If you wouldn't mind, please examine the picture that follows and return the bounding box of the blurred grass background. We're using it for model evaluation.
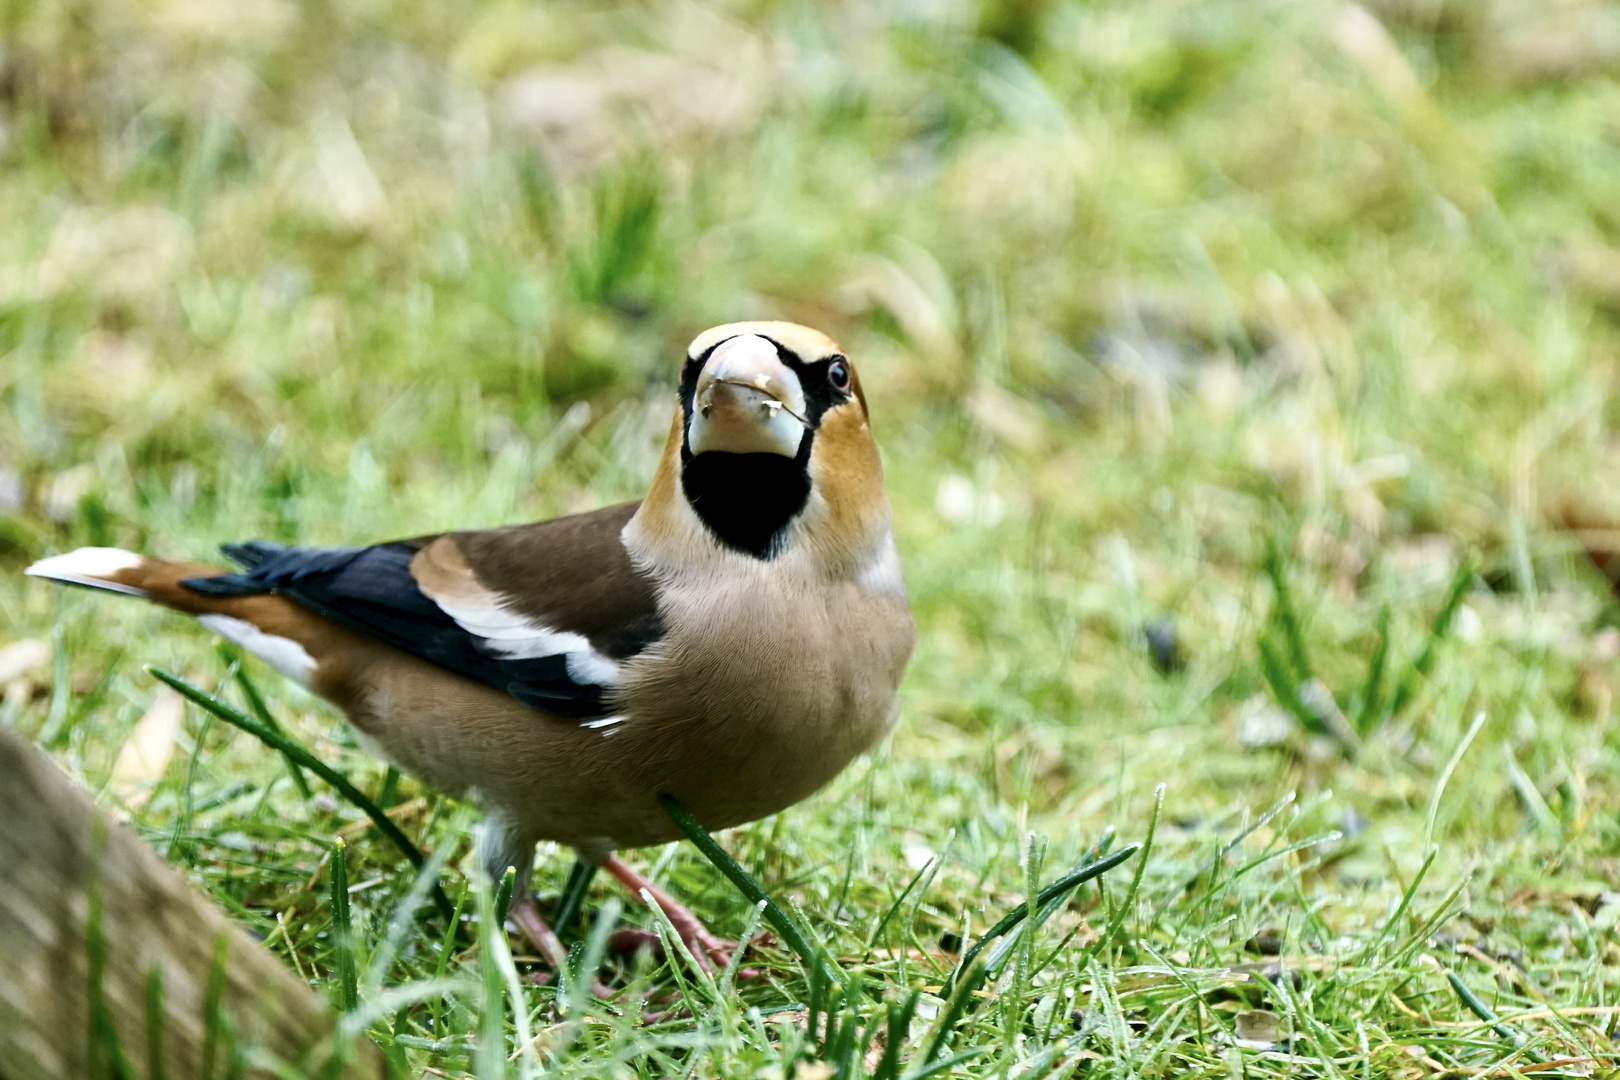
[8,0,1620,1074]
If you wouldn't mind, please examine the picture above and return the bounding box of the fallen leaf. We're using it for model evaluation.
[108,689,185,808]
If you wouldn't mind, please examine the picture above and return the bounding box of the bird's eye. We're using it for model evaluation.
[827,359,851,392]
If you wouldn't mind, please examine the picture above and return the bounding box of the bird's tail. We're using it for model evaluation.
[26,547,233,612]
[24,547,323,685]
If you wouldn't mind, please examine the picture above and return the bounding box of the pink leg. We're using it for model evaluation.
[509,895,570,970]
[602,855,737,974]
[510,895,616,999]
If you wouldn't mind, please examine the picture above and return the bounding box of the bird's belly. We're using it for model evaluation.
[584,688,893,848]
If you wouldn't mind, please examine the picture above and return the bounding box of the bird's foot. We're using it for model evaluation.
[510,895,617,998]
[601,854,753,976]
[600,925,739,970]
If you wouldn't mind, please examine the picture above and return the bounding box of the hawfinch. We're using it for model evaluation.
[26,321,915,974]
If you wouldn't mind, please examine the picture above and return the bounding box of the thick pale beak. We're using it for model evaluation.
[687,335,807,457]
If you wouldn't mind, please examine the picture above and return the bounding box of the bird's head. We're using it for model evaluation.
[632,321,893,576]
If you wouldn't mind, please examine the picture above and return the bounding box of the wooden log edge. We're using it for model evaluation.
[0,721,386,1079]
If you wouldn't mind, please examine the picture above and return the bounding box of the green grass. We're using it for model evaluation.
[7,0,1620,1074]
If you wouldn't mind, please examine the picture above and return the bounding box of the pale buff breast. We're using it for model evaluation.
[602,564,914,840]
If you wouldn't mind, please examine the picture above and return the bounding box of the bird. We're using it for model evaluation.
[25,321,915,977]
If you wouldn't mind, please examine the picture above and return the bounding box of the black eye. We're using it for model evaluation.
[827,359,851,392]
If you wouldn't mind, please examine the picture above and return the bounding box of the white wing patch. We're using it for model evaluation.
[433,601,623,688]
[196,614,317,686]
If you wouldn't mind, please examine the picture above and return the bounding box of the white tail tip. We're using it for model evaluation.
[25,547,149,596]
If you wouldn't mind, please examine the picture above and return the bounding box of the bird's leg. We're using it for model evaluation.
[601,854,737,973]
[478,823,618,997]
[509,894,570,969]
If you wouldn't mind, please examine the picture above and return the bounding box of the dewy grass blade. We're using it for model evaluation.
[474,879,509,1080]
[1082,783,1163,962]
[659,793,846,990]
[1352,846,1438,965]
[330,837,360,1014]
[432,879,471,1037]
[1425,710,1487,847]
[866,842,947,957]
[493,866,516,930]
[564,897,620,1026]
[148,665,454,920]
[553,857,597,940]
[490,902,539,1079]
[939,844,1140,998]
[902,1046,990,1080]
[872,989,921,1080]
[1446,969,1529,1050]
[366,839,458,995]
[919,958,989,1068]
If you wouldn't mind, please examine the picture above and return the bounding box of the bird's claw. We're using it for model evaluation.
[524,968,619,1000]
[606,925,770,981]
[606,925,735,972]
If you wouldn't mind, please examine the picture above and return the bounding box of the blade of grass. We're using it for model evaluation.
[865,842,947,957]
[493,866,516,931]
[148,666,454,920]
[1259,635,1322,735]
[553,857,596,940]
[940,843,1139,997]
[1355,604,1392,734]
[330,837,360,1014]
[366,838,459,995]
[474,878,508,1080]
[1264,537,1313,682]
[903,1046,990,1080]
[1425,710,1487,847]
[39,622,72,745]
[227,651,313,799]
[873,990,921,1080]
[1351,845,1438,965]
[1446,969,1524,1048]
[378,765,399,808]
[87,882,136,1080]
[564,897,620,1024]
[1390,561,1473,717]
[432,879,471,1038]
[919,957,989,1066]
[1082,783,1164,962]
[53,647,123,750]
[201,933,232,1080]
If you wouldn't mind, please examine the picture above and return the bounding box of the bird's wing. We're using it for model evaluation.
[182,501,660,719]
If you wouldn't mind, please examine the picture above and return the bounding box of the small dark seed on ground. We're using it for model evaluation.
[1142,617,1186,675]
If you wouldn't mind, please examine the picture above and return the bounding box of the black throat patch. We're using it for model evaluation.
[680,449,812,559]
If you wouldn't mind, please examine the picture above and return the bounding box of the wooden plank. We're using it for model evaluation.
[0,721,386,1079]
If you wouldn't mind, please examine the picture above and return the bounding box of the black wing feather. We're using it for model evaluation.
[182,541,612,719]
